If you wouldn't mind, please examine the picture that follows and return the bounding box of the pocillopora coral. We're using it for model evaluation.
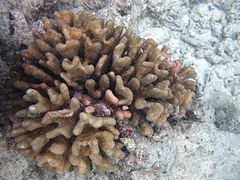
[8,10,197,175]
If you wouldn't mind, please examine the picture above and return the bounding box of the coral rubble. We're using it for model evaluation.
[8,10,197,175]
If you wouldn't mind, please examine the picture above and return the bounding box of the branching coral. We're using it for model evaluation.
[8,10,197,175]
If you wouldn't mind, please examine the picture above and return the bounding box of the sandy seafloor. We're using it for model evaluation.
[0,0,240,179]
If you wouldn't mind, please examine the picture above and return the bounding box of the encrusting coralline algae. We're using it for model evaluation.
[7,10,197,175]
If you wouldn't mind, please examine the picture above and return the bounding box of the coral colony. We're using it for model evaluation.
[8,10,197,175]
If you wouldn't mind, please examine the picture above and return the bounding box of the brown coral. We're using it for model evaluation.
[8,10,197,175]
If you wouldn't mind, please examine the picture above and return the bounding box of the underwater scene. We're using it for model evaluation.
[0,0,239,179]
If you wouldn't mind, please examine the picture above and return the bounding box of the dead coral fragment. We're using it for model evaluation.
[9,10,197,175]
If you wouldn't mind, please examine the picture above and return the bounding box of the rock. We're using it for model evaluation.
[210,92,240,134]
[120,138,136,151]
[127,170,163,180]
[223,23,240,38]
